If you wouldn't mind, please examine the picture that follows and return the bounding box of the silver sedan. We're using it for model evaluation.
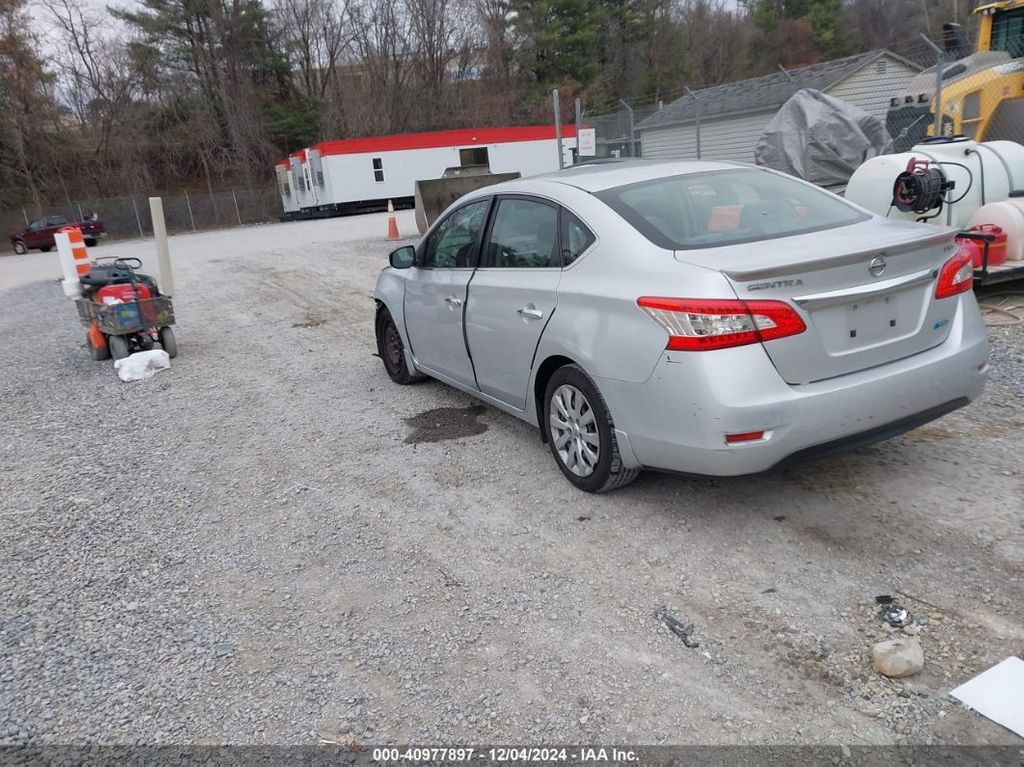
[373,160,989,492]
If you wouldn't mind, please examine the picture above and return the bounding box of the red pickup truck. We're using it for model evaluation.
[9,214,106,254]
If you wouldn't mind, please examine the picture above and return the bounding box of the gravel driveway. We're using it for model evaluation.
[1,215,1022,746]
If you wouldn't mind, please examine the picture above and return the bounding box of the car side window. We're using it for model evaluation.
[47,216,68,226]
[28,220,43,231]
[561,211,595,266]
[421,200,489,268]
[481,198,559,268]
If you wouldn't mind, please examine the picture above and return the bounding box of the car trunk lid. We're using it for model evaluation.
[674,219,960,384]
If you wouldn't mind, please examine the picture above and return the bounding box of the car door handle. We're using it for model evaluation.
[517,305,544,320]
[445,296,463,307]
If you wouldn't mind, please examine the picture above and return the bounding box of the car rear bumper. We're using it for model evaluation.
[597,296,990,476]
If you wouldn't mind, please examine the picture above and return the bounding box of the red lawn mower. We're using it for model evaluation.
[76,257,177,361]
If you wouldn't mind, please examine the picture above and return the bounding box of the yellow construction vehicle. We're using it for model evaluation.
[887,1,1024,150]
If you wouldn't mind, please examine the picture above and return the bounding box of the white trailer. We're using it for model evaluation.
[276,125,578,219]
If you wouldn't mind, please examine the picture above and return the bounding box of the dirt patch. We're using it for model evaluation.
[403,405,487,444]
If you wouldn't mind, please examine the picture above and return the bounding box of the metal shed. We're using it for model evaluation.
[638,51,922,163]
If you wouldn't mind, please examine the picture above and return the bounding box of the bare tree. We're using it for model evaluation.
[345,0,415,133]
[274,0,351,104]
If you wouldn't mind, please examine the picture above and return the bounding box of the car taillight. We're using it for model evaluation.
[935,246,974,299]
[636,297,806,351]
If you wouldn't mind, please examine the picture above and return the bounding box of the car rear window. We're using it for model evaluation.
[595,169,867,249]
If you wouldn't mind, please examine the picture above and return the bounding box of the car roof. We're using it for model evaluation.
[466,159,751,199]
[542,158,748,192]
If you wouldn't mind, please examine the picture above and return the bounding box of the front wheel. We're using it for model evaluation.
[12,241,26,255]
[544,365,639,493]
[375,307,420,384]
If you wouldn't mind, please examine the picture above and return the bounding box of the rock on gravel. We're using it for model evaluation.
[872,637,925,679]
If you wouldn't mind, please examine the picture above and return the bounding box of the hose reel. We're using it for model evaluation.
[892,157,955,215]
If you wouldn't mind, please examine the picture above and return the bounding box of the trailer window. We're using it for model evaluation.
[459,147,489,167]
[372,157,384,183]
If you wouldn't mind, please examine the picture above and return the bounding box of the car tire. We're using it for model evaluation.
[40,245,52,252]
[544,364,640,493]
[375,306,421,385]
[158,327,177,359]
[108,334,130,361]
[85,238,97,247]
[12,241,26,255]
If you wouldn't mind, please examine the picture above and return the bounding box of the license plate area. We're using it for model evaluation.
[809,287,925,355]
[846,293,901,345]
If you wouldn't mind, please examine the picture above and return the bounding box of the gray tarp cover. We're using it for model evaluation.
[754,88,892,185]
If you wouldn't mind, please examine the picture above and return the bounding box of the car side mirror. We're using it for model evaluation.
[389,245,415,269]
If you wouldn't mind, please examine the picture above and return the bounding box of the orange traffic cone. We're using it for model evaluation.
[386,200,400,241]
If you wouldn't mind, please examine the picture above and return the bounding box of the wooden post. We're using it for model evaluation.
[149,197,174,297]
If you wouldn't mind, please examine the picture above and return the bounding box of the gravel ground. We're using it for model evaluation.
[1,215,1022,746]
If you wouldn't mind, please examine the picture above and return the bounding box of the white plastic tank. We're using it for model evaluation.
[845,137,1024,229]
[968,196,1024,261]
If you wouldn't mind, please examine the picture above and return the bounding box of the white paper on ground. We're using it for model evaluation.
[113,349,171,382]
[949,656,1024,738]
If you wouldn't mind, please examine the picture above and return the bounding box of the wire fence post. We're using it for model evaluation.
[184,190,196,232]
[21,205,28,225]
[920,34,945,138]
[619,99,635,158]
[232,190,242,226]
[553,89,564,169]
[685,87,702,160]
[574,98,582,165]
[131,196,145,238]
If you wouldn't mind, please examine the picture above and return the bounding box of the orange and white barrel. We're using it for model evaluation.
[60,226,91,277]
[54,230,82,298]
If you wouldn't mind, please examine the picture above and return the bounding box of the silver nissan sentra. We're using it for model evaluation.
[373,160,989,492]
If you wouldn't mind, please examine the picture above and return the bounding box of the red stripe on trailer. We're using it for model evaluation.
[315,125,579,157]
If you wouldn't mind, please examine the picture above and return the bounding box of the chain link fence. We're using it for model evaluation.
[579,24,1024,166]
[2,188,281,254]
[584,102,660,159]
[887,26,1024,151]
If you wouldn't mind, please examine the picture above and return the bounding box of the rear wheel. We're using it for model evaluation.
[88,332,110,361]
[40,245,51,252]
[158,327,177,358]
[544,365,639,493]
[375,307,420,384]
[108,334,130,361]
[12,241,26,255]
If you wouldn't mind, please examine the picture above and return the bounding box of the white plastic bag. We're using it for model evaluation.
[113,349,171,382]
